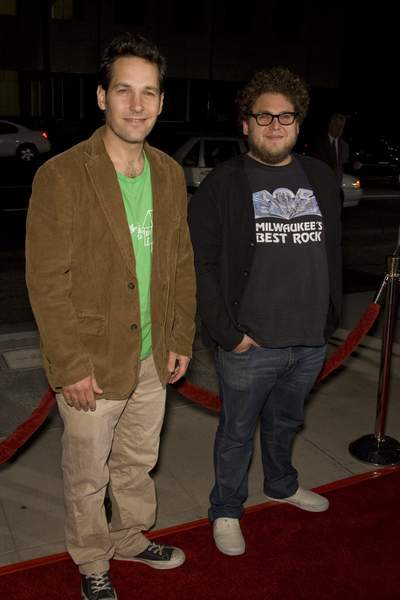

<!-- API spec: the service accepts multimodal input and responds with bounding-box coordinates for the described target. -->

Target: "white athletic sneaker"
[266,487,329,512]
[213,517,245,556]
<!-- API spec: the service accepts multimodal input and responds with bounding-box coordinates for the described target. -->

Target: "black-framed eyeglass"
[247,111,299,126]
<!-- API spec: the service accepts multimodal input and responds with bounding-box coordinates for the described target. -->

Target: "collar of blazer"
[82,126,174,276]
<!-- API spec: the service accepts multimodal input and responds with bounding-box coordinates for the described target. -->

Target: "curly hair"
[237,67,310,124]
[99,32,167,91]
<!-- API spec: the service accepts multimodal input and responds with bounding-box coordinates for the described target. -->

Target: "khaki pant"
[56,355,166,575]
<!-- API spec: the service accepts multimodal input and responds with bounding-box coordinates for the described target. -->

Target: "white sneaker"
[266,487,329,512]
[213,517,245,556]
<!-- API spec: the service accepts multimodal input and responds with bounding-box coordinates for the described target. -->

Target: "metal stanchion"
[349,241,400,465]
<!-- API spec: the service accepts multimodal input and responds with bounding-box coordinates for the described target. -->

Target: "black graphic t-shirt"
[238,155,329,347]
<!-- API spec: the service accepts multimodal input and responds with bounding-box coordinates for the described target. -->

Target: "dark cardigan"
[188,153,342,351]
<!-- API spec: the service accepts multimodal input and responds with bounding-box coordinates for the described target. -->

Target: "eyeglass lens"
[255,113,296,126]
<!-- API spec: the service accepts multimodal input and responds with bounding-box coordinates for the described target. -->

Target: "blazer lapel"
[84,130,136,275]
[145,143,172,282]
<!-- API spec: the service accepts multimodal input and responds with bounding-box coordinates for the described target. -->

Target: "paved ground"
[1,291,400,567]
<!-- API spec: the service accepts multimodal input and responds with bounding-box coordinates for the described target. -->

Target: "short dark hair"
[99,32,167,91]
[237,67,310,124]
[329,113,347,124]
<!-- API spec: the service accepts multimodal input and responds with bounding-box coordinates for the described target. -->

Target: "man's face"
[242,92,299,166]
[97,56,164,146]
[329,115,346,138]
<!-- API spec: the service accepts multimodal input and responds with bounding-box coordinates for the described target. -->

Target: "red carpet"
[0,388,55,464]
[1,468,399,600]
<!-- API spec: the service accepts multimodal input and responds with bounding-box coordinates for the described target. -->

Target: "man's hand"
[232,334,259,354]
[62,375,103,412]
[168,351,190,384]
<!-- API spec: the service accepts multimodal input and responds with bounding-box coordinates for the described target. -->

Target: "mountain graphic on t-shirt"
[253,188,322,220]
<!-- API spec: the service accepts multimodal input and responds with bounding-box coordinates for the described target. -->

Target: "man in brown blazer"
[26,33,196,600]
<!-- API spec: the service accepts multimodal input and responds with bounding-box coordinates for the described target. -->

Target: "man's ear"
[97,85,106,111]
[242,119,249,136]
[158,92,164,116]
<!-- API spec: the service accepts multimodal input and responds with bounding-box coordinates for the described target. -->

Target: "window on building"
[160,78,188,122]
[51,0,74,20]
[30,80,42,117]
[62,75,81,120]
[114,0,144,24]
[51,74,81,120]
[0,0,16,15]
[0,70,20,116]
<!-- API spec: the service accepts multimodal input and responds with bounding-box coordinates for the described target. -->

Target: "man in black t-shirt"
[189,68,342,557]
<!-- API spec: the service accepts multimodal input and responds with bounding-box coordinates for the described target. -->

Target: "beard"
[247,137,295,166]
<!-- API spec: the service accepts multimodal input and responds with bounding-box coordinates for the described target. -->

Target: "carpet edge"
[1,465,398,578]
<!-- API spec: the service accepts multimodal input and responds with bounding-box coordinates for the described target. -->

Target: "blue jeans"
[208,344,326,521]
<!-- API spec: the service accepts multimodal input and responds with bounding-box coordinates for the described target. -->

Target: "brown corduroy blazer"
[26,127,196,399]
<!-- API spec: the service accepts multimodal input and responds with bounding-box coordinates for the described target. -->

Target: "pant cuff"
[79,558,110,576]
[208,507,244,522]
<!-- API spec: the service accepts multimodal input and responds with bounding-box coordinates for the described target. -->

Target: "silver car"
[174,135,362,206]
[0,120,51,162]
[341,173,362,207]
[174,136,247,189]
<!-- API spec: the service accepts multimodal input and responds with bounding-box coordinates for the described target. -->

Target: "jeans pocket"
[217,346,254,391]
[232,346,255,355]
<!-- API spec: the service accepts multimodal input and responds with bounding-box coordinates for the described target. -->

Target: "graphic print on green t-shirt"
[117,154,152,360]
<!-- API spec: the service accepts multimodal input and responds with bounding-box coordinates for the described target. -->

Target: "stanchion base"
[349,434,400,466]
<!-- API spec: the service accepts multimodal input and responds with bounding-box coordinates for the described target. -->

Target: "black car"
[351,136,400,188]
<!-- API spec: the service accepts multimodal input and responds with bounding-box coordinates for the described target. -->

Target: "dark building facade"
[0,0,344,138]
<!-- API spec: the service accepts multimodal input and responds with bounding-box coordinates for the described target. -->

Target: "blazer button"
[130,323,137,331]
[128,282,135,289]
[243,270,249,277]
[233,300,239,306]
[249,242,255,247]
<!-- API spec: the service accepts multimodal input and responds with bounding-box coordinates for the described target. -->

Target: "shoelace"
[147,542,165,556]
[88,572,113,594]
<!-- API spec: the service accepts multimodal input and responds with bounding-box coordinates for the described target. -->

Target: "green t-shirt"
[117,155,152,360]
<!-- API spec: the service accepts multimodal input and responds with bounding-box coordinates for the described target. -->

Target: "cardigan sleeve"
[188,172,244,350]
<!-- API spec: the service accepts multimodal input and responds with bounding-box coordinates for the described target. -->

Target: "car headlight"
[352,179,361,189]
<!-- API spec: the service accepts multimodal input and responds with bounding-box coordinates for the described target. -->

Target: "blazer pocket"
[76,312,105,335]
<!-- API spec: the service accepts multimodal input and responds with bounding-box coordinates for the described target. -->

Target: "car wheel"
[17,144,38,162]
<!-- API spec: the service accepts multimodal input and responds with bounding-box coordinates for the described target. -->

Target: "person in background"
[309,112,350,205]
[189,67,342,557]
[26,32,196,600]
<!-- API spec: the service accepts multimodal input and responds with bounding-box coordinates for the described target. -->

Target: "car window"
[182,141,200,167]
[203,140,242,167]
[0,122,18,134]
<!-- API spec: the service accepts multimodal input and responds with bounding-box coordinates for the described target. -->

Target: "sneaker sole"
[265,496,329,512]
[114,553,186,570]
[214,540,245,556]
[81,588,118,600]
